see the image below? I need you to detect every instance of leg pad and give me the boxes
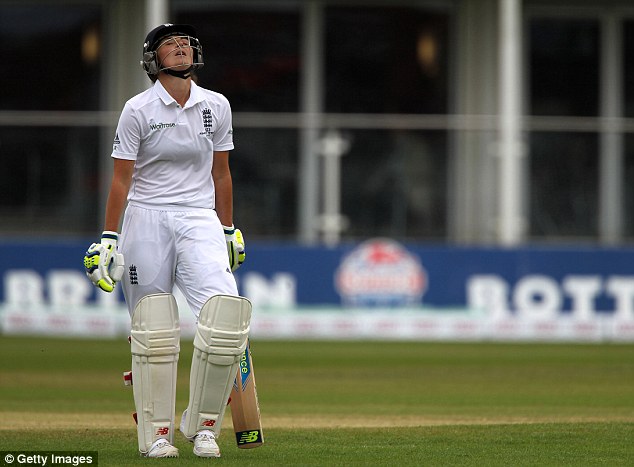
[130,293,180,453]
[181,294,252,438]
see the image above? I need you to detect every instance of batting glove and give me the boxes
[84,231,125,293]
[223,225,246,272]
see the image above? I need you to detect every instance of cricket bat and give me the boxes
[230,340,264,448]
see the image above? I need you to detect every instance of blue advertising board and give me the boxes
[1,238,634,316]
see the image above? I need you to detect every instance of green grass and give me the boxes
[1,424,632,466]
[0,337,633,465]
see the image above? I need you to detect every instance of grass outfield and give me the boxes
[0,337,632,465]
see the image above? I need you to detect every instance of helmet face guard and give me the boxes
[141,23,204,79]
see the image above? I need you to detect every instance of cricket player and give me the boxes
[83,23,249,458]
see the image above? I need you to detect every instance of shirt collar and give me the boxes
[153,79,205,108]
[153,80,176,106]
[186,81,206,108]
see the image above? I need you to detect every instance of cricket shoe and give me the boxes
[145,438,179,458]
[193,430,221,458]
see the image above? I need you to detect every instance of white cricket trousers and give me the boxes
[119,204,238,318]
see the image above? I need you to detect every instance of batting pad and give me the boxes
[181,294,252,439]
[130,293,180,453]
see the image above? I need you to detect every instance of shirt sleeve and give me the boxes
[112,103,141,160]
[213,95,234,152]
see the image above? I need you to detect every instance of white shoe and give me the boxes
[145,438,179,458]
[193,430,221,458]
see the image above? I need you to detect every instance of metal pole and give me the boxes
[298,1,323,244]
[599,13,623,244]
[319,130,349,246]
[146,0,169,33]
[100,0,150,228]
[497,0,524,245]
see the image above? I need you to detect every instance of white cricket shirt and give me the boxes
[112,80,234,210]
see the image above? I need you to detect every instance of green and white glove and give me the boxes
[83,231,125,293]
[223,225,246,272]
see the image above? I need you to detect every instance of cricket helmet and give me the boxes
[141,23,204,79]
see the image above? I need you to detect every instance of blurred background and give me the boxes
[1,0,634,342]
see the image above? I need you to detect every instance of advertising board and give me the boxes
[1,239,633,341]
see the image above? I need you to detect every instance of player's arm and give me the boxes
[212,151,233,227]
[212,151,245,271]
[105,158,135,232]
[83,158,133,292]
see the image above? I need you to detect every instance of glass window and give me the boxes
[623,135,634,239]
[340,130,447,239]
[230,129,298,238]
[0,127,100,234]
[529,132,598,239]
[623,20,634,118]
[174,8,300,112]
[325,6,449,114]
[529,18,599,116]
[0,4,103,111]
